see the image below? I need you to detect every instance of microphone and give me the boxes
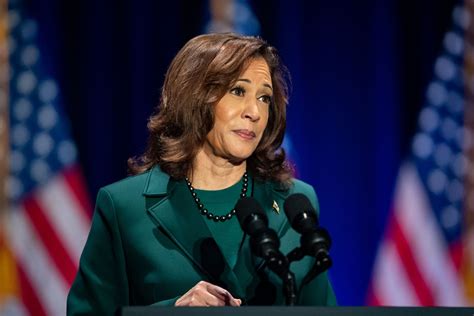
[235,197,280,259]
[283,193,332,265]
[235,196,297,305]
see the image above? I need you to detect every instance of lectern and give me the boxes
[120,306,474,316]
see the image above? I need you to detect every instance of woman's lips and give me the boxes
[233,129,256,140]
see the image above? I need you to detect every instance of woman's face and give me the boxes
[204,57,272,163]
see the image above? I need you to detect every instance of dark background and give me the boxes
[28,0,456,305]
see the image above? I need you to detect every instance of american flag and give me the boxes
[0,0,92,315]
[369,2,474,306]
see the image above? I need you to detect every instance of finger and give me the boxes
[176,281,229,307]
[175,296,191,306]
[227,296,241,306]
[175,289,193,306]
[199,289,226,307]
[209,286,240,306]
[205,283,241,306]
[205,283,232,301]
[221,290,241,306]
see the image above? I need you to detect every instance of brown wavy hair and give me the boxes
[128,33,294,184]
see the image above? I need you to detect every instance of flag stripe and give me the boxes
[367,289,381,306]
[63,165,93,219]
[449,240,463,272]
[23,195,77,285]
[372,239,419,305]
[17,263,47,316]
[396,164,465,306]
[9,207,69,316]
[37,172,91,264]
[390,215,434,305]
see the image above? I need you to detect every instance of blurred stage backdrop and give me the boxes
[1,0,474,314]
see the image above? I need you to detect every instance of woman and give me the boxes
[67,33,336,315]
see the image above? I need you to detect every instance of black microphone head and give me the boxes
[283,193,318,233]
[235,197,268,235]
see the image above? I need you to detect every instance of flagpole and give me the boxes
[0,0,8,230]
[463,0,474,305]
[0,0,18,308]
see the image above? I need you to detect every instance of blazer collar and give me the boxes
[142,165,170,196]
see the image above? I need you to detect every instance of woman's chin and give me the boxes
[226,150,254,164]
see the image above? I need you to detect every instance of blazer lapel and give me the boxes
[143,166,246,298]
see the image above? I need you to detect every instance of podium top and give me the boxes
[120,306,474,316]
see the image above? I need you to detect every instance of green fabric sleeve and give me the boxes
[298,271,338,306]
[67,189,186,315]
[67,188,130,316]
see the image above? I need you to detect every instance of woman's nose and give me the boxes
[242,97,260,122]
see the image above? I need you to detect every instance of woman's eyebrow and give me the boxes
[236,78,273,91]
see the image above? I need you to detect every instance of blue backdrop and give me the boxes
[27,0,456,305]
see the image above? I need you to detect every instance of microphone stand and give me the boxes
[262,246,332,305]
[263,251,297,306]
[285,246,333,299]
[257,242,332,305]
[286,247,305,263]
[297,252,332,297]
[248,224,299,306]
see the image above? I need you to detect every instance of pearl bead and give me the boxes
[187,172,248,223]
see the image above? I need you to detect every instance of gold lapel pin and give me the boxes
[272,200,280,214]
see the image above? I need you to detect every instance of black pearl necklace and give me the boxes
[185,172,248,222]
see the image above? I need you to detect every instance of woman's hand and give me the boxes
[175,281,242,307]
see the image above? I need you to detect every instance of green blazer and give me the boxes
[67,166,337,315]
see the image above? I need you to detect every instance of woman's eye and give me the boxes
[259,95,272,104]
[230,86,245,96]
